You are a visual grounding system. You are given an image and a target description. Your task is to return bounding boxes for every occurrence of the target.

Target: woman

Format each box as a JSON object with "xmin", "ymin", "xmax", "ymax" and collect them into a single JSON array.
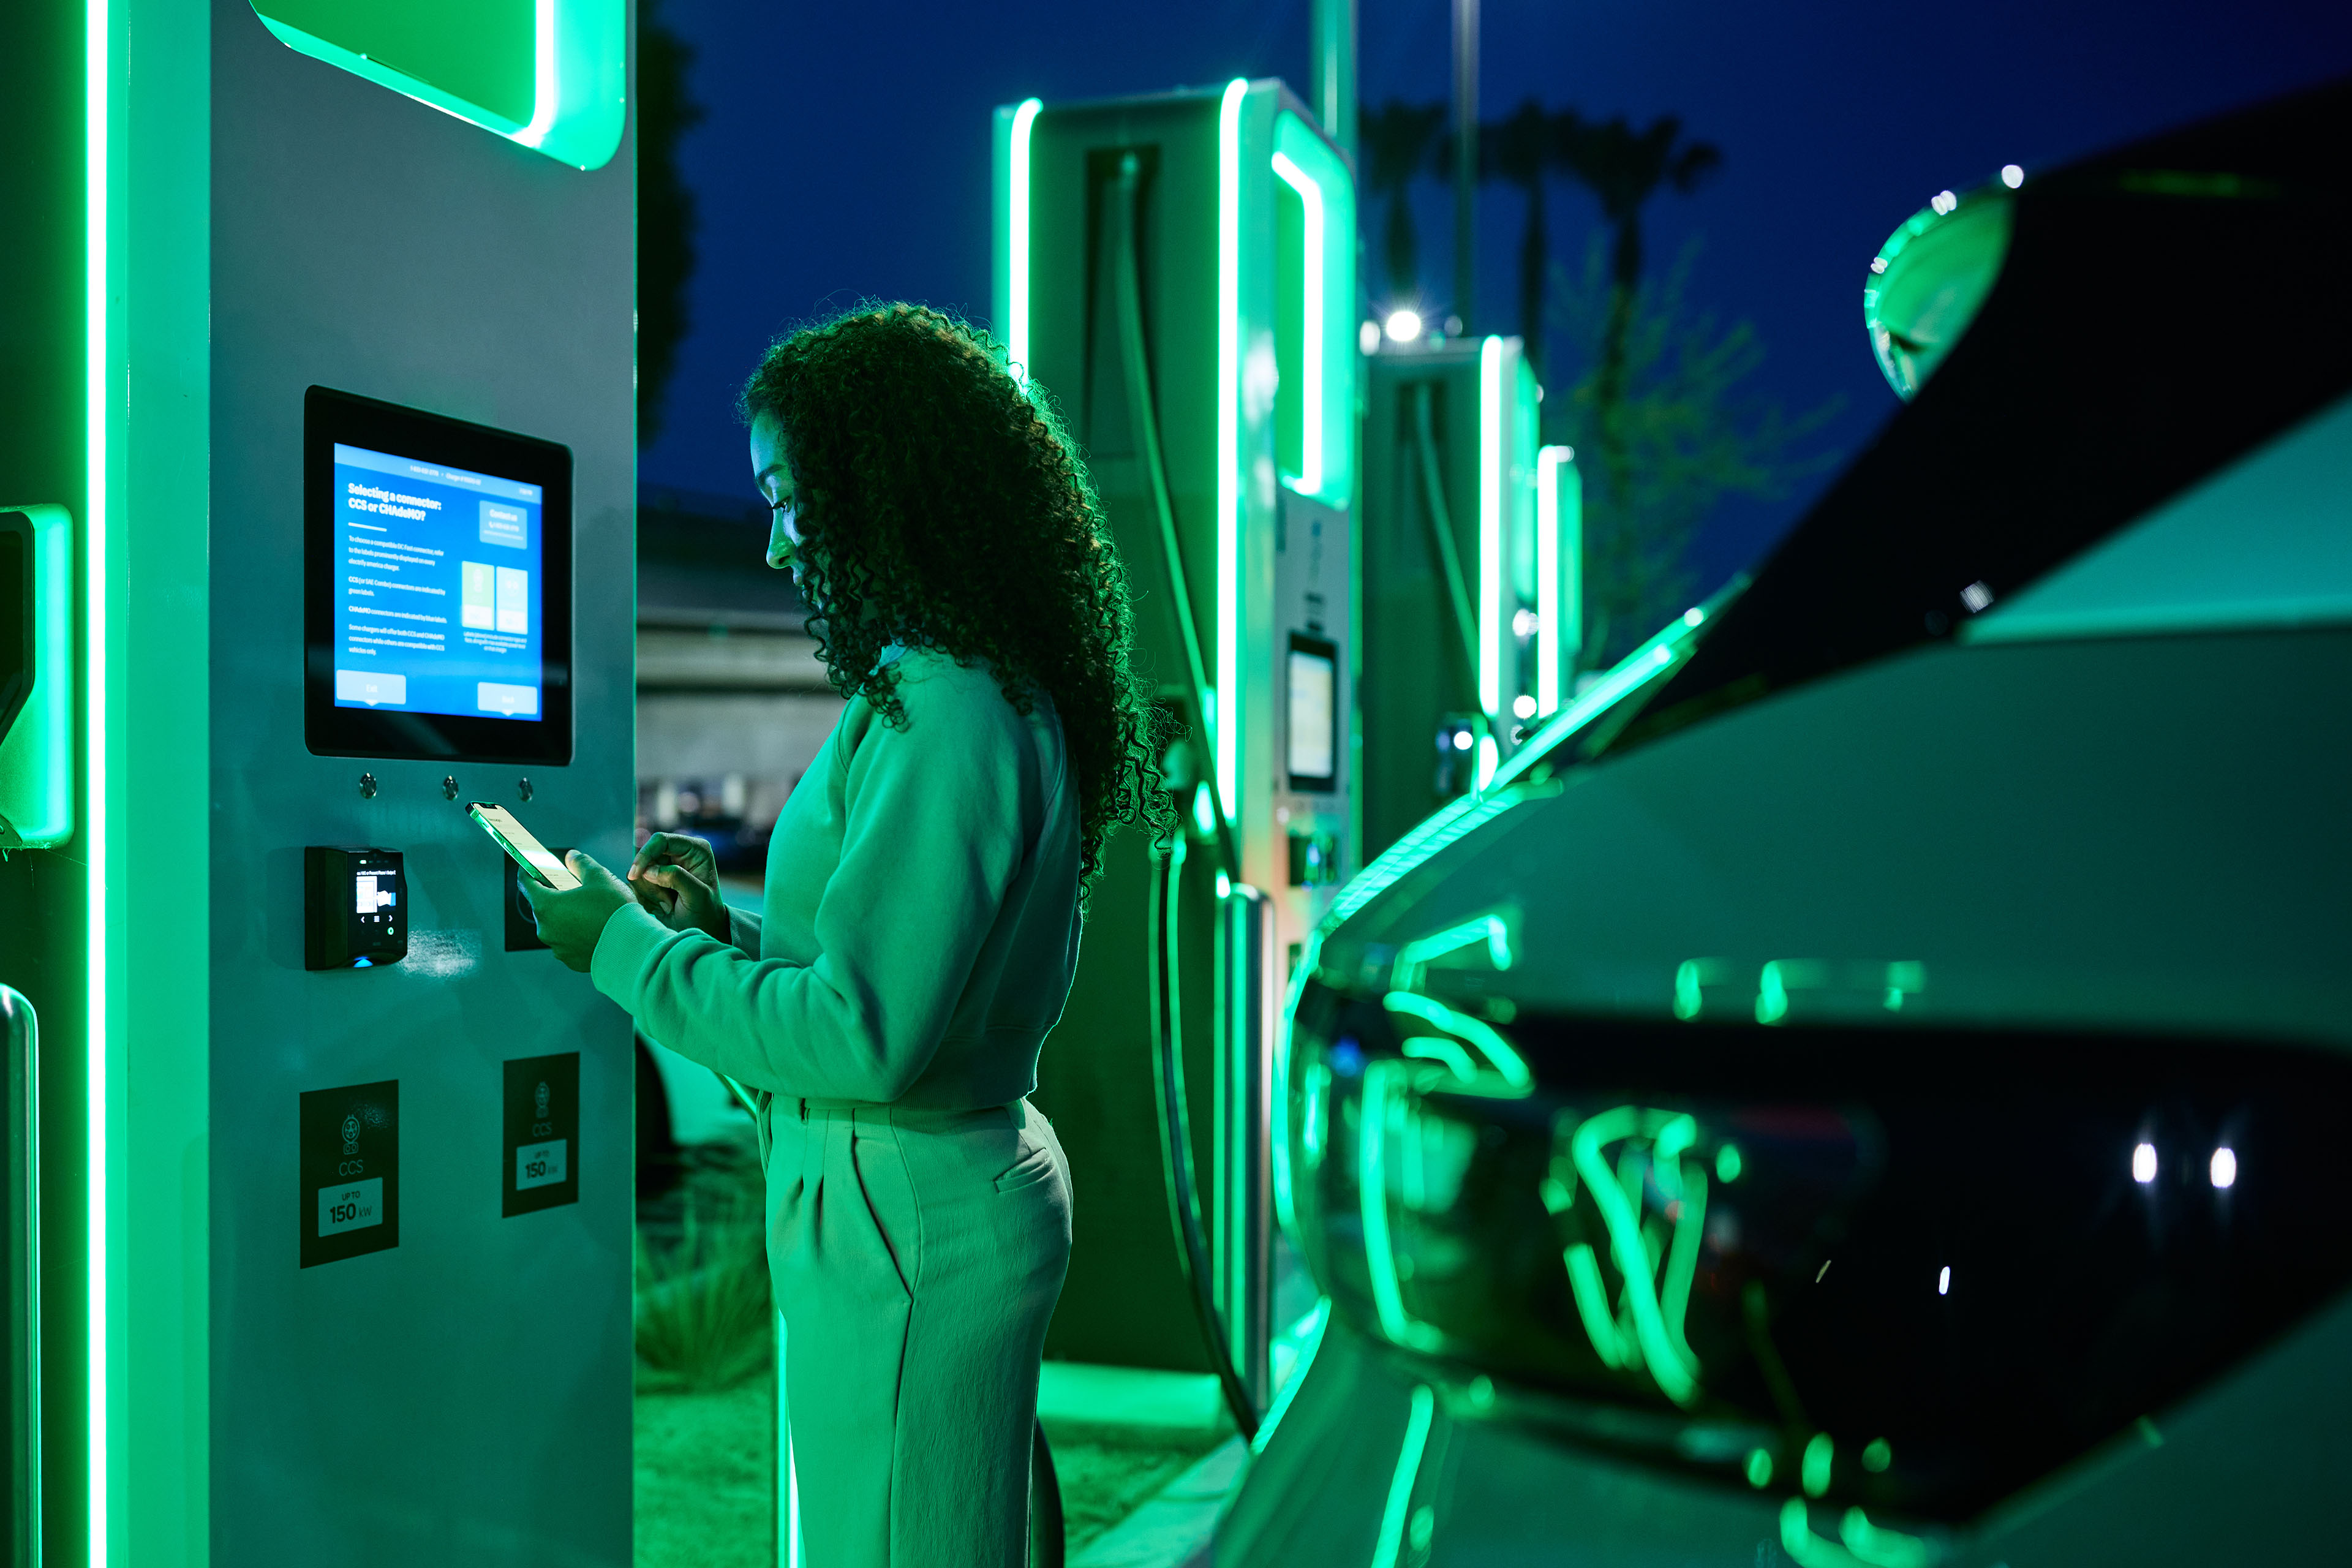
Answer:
[{"xmin": 528, "ymin": 303, "xmax": 1167, "ymax": 1566}]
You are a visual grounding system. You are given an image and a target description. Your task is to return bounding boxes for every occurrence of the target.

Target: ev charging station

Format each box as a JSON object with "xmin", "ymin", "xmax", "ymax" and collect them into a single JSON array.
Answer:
[
  {"xmin": 995, "ymin": 80, "xmax": 1358, "ymax": 1416},
  {"xmin": 1358, "ymin": 337, "xmax": 1578, "ymax": 859},
  {"xmin": 2, "ymin": 3, "xmax": 636, "ymax": 1563}
]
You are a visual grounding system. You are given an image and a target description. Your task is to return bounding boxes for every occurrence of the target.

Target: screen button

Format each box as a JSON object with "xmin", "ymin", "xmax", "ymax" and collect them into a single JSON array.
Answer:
[
  {"xmin": 479, "ymin": 500, "xmax": 529, "ymax": 549},
  {"xmin": 477, "ymin": 682, "xmax": 539, "ymax": 715},
  {"xmin": 336, "ymin": 669, "xmax": 407, "ymax": 706}
]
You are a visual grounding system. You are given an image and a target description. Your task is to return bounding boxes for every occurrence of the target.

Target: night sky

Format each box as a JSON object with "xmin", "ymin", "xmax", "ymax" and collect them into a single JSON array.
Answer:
[{"xmin": 637, "ymin": 0, "xmax": 2352, "ymax": 594}]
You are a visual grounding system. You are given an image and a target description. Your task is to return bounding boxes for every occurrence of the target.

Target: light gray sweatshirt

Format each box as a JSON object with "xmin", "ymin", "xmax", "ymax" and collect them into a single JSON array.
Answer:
[{"xmin": 590, "ymin": 649, "xmax": 1082, "ymax": 1109}]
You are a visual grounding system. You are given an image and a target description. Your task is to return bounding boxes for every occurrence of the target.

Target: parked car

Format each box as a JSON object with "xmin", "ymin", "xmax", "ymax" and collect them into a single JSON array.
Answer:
[{"xmin": 1228, "ymin": 77, "xmax": 2352, "ymax": 1568}]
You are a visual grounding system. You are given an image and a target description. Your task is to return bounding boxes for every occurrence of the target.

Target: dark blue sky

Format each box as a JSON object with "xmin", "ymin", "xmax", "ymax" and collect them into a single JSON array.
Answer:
[{"xmin": 638, "ymin": 0, "xmax": 2352, "ymax": 593}]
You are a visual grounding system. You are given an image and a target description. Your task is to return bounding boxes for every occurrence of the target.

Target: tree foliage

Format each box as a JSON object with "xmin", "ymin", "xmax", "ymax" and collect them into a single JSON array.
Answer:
[
  {"xmin": 637, "ymin": 0, "xmax": 703, "ymax": 447},
  {"xmin": 1544, "ymin": 239, "xmax": 1842, "ymax": 663},
  {"xmin": 1362, "ymin": 96, "xmax": 1838, "ymax": 666},
  {"xmin": 1361, "ymin": 100, "xmax": 1448, "ymax": 306}
]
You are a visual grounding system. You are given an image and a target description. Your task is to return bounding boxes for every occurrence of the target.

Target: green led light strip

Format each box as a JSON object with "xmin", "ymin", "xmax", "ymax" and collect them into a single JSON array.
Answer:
[
  {"xmin": 515, "ymin": 0, "xmax": 557, "ymax": 148},
  {"xmin": 1535, "ymin": 445, "xmax": 1576, "ymax": 715},
  {"xmin": 1477, "ymin": 337, "xmax": 1504, "ymax": 720},
  {"xmin": 1215, "ymin": 78, "xmax": 1245, "ymax": 823},
  {"xmin": 1536, "ymin": 447, "xmax": 1562, "ymax": 714},
  {"xmin": 85, "ymin": 0, "xmax": 111, "ymax": 1555},
  {"xmin": 1005, "ymin": 97, "xmax": 1042, "ymax": 383},
  {"xmin": 1269, "ymin": 150, "xmax": 1324, "ymax": 495}
]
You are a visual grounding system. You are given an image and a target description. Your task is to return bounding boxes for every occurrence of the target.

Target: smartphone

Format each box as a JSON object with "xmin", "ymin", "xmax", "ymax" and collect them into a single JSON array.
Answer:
[{"xmin": 467, "ymin": 802, "xmax": 582, "ymax": 891}]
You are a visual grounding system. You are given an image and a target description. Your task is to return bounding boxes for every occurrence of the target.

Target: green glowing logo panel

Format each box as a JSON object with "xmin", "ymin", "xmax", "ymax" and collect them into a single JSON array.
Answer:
[
  {"xmin": 251, "ymin": 0, "xmax": 626, "ymax": 170},
  {"xmin": 260, "ymin": 0, "xmax": 535, "ymax": 125}
]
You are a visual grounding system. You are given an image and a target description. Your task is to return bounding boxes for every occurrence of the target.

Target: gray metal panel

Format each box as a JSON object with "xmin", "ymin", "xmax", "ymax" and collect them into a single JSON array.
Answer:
[{"xmin": 207, "ymin": 6, "xmax": 635, "ymax": 1564}]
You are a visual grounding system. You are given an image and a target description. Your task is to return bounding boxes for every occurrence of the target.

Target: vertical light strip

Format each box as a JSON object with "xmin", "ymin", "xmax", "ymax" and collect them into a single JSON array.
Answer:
[
  {"xmin": 1370, "ymin": 1384, "xmax": 1437, "ymax": 1568},
  {"xmin": 785, "ymin": 1316, "xmax": 804, "ymax": 1568},
  {"xmin": 84, "ymin": 0, "xmax": 111, "ymax": 1558},
  {"xmin": 1215, "ymin": 77, "xmax": 1246, "ymax": 822},
  {"xmin": 1005, "ymin": 97, "xmax": 1042, "ymax": 383},
  {"xmin": 514, "ymin": 0, "xmax": 560, "ymax": 147},
  {"xmin": 1536, "ymin": 446, "xmax": 1564, "ymax": 715},
  {"xmin": 1268, "ymin": 150, "xmax": 1323, "ymax": 496},
  {"xmin": 786, "ymin": 1423, "xmax": 802, "ymax": 1568},
  {"xmin": 1477, "ymin": 336, "xmax": 1502, "ymax": 720}
]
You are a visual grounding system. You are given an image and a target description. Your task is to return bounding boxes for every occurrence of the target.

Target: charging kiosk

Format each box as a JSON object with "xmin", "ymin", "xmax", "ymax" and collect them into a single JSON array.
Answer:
[
  {"xmin": 1, "ymin": 2, "xmax": 635, "ymax": 1562},
  {"xmin": 996, "ymin": 81, "xmax": 1359, "ymax": 1415},
  {"xmin": 1359, "ymin": 337, "xmax": 1577, "ymax": 859}
]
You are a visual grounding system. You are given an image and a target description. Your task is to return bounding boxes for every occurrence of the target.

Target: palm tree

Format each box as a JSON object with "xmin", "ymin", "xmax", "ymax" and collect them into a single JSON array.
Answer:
[
  {"xmin": 1554, "ymin": 115, "xmax": 1722, "ymax": 496},
  {"xmin": 1482, "ymin": 99, "xmax": 1560, "ymax": 377},
  {"xmin": 1360, "ymin": 100, "xmax": 1449, "ymax": 310}
]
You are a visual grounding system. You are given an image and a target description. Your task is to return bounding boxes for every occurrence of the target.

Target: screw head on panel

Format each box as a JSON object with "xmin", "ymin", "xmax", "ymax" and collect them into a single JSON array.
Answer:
[
  {"xmin": 517, "ymin": 777, "xmax": 534, "ymax": 803},
  {"xmin": 442, "ymin": 775, "xmax": 460, "ymax": 801},
  {"xmin": 358, "ymin": 772, "xmax": 378, "ymax": 799}
]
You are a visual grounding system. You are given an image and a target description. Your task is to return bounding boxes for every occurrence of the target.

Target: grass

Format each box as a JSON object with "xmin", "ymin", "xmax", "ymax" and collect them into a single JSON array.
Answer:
[
  {"xmin": 635, "ymin": 1377, "xmax": 776, "ymax": 1568},
  {"xmin": 635, "ymin": 1135, "xmax": 778, "ymax": 1566},
  {"xmin": 635, "ymin": 1199, "xmax": 772, "ymax": 1393}
]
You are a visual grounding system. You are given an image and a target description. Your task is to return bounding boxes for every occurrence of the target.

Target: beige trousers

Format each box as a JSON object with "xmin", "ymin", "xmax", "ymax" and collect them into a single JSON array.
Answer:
[{"xmin": 763, "ymin": 1096, "xmax": 1072, "ymax": 1567}]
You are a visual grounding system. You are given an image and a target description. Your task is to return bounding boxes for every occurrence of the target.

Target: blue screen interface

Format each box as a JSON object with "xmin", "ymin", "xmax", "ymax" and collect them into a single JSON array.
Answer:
[{"xmin": 332, "ymin": 443, "xmax": 544, "ymax": 722}]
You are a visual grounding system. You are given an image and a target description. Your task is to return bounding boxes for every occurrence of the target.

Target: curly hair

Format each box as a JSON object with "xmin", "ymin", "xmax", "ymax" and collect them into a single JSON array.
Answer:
[{"xmin": 739, "ymin": 302, "xmax": 1171, "ymax": 893}]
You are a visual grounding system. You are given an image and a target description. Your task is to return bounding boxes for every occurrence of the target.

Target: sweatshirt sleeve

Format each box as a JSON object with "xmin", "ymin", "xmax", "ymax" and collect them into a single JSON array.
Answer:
[
  {"xmin": 590, "ymin": 674, "xmax": 1030, "ymax": 1102},
  {"xmin": 725, "ymin": 905, "xmax": 763, "ymax": 955}
]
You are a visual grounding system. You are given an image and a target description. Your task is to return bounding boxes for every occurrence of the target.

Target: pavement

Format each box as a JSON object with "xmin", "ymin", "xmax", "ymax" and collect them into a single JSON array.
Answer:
[{"xmin": 1069, "ymin": 1436, "xmax": 1250, "ymax": 1568}]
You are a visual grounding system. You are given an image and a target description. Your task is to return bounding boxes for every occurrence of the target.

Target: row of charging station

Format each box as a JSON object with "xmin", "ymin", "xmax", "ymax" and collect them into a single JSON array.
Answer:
[{"xmin": 995, "ymin": 80, "xmax": 1586, "ymax": 1426}]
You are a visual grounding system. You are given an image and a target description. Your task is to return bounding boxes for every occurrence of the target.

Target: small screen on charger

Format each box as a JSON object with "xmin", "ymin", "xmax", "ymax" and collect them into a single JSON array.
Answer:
[
  {"xmin": 331, "ymin": 442, "xmax": 545, "ymax": 723},
  {"xmin": 1287, "ymin": 634, "xmax": 1338, "ymax": 788}
]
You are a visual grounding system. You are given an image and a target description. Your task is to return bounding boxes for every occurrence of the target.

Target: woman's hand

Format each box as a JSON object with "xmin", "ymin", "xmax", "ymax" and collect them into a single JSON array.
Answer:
[
  {"xmin": 629, "ymin": 831, "xmax": 733, "ymax": 943},
  {"xmin": 521, "ymin": 851, "xmax": 637, "ymax": 973}
]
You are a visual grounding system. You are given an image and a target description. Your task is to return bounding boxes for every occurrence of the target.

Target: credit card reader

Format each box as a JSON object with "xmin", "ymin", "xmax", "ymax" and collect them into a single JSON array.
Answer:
[{"xmin": 306, "ymin": 846, "xmax": 408, "ymax": 970}]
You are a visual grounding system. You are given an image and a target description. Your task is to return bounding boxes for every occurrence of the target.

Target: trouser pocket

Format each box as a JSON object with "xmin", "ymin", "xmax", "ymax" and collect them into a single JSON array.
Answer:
[
  {"xmin": 993, "ymin": 1144, "xmax": 1055, "ymax": 1193},
  {"xmin": 850, "ymin": 1118, "xmax": 919, "ymax": 1298},
  {"xmin": 993, "ymin": 1101, "xmax": 1068, "ymax": 1205}
]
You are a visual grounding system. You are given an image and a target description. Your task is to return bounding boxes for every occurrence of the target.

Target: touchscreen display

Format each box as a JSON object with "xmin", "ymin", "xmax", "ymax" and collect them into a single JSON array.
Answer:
[{"xmin": 332, "ymin": 442, "xmax": 544, "ymax": 723}]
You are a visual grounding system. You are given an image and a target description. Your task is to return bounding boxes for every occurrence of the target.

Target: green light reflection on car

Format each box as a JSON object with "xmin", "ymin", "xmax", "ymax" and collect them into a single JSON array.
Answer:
[
  {"xmin": 1550, "ymin": 1105, "xmax": 1713, "ymax": 1406},
  {"xmin": 1803, "ymin": 1431, "xmax": 1835, "ymax": 1496},
  {"xmin": 1390, "ymin": 911, "xmax": 1515, "ymax": 993},
  {"xmin": 1357, "ymin": 993, "xmax": 1536, "ymax": 1352},
  {"xmin": 1779, "ymin": 1499, "xmax": 1936, "ymax": 1568}
]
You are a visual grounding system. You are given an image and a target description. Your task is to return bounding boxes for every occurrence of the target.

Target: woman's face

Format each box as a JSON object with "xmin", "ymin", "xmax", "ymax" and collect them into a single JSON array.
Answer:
[{"xmin": 748, "ymin": 412, "xmax": 802, "ymax": 578}]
